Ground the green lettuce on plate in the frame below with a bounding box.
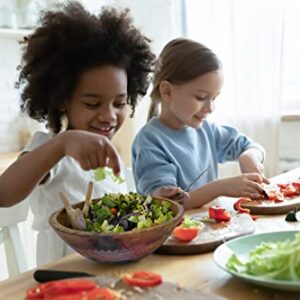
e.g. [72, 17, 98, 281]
[227, 233, 300, 281]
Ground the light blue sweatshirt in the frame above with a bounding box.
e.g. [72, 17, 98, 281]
[132, 117, 265, 195]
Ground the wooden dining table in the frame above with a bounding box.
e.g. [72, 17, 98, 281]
[1, 168, 300, 300]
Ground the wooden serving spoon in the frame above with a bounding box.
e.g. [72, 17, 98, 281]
[59, 192, 86, 230]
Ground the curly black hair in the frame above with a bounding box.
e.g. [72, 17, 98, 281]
[17, 1, 155, 133]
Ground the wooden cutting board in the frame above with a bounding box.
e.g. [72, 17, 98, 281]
[91, 275, 225, 299]
[156, 212, 255, 255]
[241, 196, 300, 215]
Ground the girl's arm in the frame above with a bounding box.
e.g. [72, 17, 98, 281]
[0, 130, 120, 207]
[239, 148, 269, 183]
[185, 172, 266, 210]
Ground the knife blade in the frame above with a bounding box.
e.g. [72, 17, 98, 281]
[183, 165, 211, 192]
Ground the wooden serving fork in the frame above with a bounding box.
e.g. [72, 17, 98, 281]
[59, 181, 93, 230]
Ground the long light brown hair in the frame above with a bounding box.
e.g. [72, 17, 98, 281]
[147, 38, 221, 121]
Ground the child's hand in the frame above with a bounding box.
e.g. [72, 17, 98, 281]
[218, 173, 266, 199]
[239, 149, 270, 184]
[152, 186, 190, 205]
[60, 130, 121, 175]
[152, 185, 181, 198]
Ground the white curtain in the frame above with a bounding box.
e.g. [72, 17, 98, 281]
[185, 0, 285, 177]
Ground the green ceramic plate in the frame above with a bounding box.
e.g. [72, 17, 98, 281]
[213, 230, 300, 291]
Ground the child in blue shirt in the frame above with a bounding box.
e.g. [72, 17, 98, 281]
[132, 38, 269, 209]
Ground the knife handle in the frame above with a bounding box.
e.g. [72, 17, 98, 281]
[34, 269, 93, 282]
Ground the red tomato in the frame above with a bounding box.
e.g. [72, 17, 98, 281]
[277, 183, 289, 190]
[209, 206, 231, 222]
[86, 287, 115, 300]
[234, 198, 251, 214]
[173, 226, 199, 242]
[44, 293, 86, 300]
[26, 285, 45, 300]
[283, 184, 298, 197]
[110, 207, 118, 214]
[122, 271, 162, 288]
[45, 288, 116, 300]
[292, 180, 300, 191]
[26, 279, 96, 300]
[267, 190, 284, 202]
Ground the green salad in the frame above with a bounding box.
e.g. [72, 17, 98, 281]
[85, 192, 174, 233]
[227, 233, 300, 281]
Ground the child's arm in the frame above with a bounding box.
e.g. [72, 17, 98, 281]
[185, 172, 266, 210]
[0, 130, 120, 207]
[238, 148, 269, 182]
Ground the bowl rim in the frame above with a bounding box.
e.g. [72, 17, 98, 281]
[49, 196, 184, 237]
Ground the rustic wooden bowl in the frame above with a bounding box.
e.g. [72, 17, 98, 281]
[49, 197, 183, 263]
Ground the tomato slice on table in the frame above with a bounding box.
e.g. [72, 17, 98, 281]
[173, 226, 199, 242]
[26, 285, 45, 300]
[26, 279, 97, 300]
[86, 287, 115, 300]
[209, 206, 231, 222]
[44, 293, 86, 300]
[122, 271, 162, 287]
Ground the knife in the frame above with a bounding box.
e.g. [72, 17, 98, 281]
[33, 270, 225, 299]
[171, 165, 211, 201]
[34, 269, 94, 283]
[183, 165, 211, 192]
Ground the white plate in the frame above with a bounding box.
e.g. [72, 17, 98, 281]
[214, 230, 300, 291]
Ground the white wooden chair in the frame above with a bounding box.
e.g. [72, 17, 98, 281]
[0, 200, 29, 277]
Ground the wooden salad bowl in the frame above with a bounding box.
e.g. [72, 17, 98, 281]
[49, 196, 184, 263]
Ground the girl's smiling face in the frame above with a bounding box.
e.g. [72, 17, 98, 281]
[160, 70, 223, 129]
[65, 65, 128, 140]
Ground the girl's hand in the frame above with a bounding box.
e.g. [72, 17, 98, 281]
[239, 148, 270, 184]
[152, 186, 190, 205]
[218, 173, 266, 199]
[59, 130, 121, 175]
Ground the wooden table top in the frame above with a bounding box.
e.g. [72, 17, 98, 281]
[1, 168, 300, 300]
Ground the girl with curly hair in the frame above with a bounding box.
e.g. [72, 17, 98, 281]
[0, 1, 155, 265]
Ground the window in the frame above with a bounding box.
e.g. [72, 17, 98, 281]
[281, 1, 300, 114]
[184, 0, 300, 115]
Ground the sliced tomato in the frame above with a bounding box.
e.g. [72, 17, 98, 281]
[292, 180, 300, 192]
[110, 207, 118, 214]
[27, 279, 97, 299]
[292, 179, 300, 189]
[234, 198, 251, 214]
[283, 184, 298, 197]
[86, 287, 115, 300]
[26, 284, 45, 299]
[208, 206, 231, 222]
[44, 279, 96, 296]
[267, 190, 284, 202]
[173, 226, 199, 242]
[277, 182, 289, 190]
[122, 271, 162, 287]
[44, 293, 86, 300]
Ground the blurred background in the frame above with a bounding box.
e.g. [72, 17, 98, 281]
[0, 0, 300, 280]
